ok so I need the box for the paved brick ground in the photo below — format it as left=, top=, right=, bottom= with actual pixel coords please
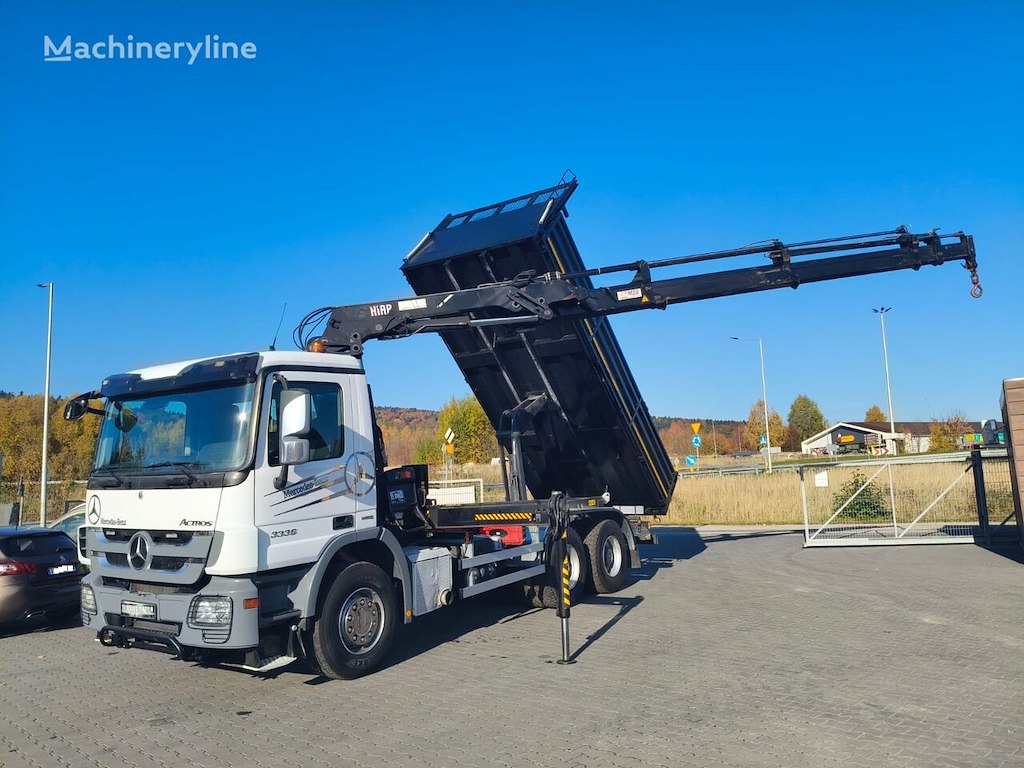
left=1, top=529, right=1021, bottom=768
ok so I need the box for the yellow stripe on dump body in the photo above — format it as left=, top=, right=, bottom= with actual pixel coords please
left=545, top=236, right=669, bottom=500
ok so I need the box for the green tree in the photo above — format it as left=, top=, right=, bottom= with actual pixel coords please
left=830, top=471, right=890, bottom=520
left=437, top=395, right=497, bottom=464
left=412, top=436, right=441, bottom=465
left=864, top=404, right=886, bottom=423
left=928, top=411, right=971, bottom=453
left=742, top=400, right=786, bottom=451
left=784, top=395, right=826, bottom=451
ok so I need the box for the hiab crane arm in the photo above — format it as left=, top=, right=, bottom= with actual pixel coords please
left=296, top=227, right=980, bottom=356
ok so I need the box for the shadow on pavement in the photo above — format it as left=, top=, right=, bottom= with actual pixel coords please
left=0, top=612, right=81, bottom=639
left=188, top=528, right=713, bottom=681
left=629, top=526, right=707, bottom=583
left=569, top=595, right=643, bottom=661
left=977, top=541, right=1024, bottom=565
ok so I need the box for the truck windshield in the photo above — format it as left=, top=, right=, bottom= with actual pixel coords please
left=93, top=382, right=255, bottom=474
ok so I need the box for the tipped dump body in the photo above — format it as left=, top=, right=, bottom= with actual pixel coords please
left=402, top=180, right=676, bottom=514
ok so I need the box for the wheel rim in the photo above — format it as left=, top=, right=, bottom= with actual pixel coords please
left=601, top=534, right=623, bottom=578
left=568, top=543, right=582, bottom=590
left=337, top=587, right=385, bottom=655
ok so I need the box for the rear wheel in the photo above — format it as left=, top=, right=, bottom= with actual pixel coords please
left=311, top=562, right=397, bottom=679
left=585, top=519, right=628, bottom=594
left=523, top=527, right=588, bottom=609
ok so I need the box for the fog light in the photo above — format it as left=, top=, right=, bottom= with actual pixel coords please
left=188, top=596, right=233, bottom=627
left=81, top=585, right=97, bottom=615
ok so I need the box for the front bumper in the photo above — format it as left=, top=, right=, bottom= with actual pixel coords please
left=81, top=573, right=260, bottom=650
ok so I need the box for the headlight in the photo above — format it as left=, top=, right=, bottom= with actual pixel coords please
left=81, top=585, right=97, bottom=615
left=188, top=596, right=233, bottom=627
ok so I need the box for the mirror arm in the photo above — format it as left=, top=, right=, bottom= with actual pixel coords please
left=272, top=374, right=290, bottom=490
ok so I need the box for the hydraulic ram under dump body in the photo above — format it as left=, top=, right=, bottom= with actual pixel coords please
left=400, top=179, right=677, bottom=515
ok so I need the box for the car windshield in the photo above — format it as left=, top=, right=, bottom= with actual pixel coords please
left=93, top=381, right=255, bottom=474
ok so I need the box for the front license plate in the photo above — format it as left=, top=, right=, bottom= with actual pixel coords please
left=48, top=564, right=76, bottom=576
left=121, top=601, right=157, bottom=620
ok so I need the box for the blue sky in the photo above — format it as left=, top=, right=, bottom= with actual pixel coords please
left=1, top=1, right=1021, bottom=423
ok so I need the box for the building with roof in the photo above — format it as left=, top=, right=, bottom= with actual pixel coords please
left=800, top=420, right=1004, bottom=456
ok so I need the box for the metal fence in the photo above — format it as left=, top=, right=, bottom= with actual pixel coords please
left=800, top=453, right=989, bottom=546
left=0, top=480, right=87, bottom=527
left=972, top=451, right=1022, bottom=548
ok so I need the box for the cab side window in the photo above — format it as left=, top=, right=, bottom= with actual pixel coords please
left=267, top=381, right=344, bottom=466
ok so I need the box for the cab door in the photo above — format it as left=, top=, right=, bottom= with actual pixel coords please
left=253, top=370, right=375, bottom=570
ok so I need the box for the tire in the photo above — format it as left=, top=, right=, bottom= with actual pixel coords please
left=523, top=527, right=588, bottom=609
left=311, top=562, right=398, bottom=680
left=585, top=519, right=629, bottom=594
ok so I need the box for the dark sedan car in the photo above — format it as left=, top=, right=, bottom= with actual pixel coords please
left=0, top=527, right=84, bottom=624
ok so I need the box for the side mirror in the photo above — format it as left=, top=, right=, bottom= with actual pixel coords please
left=279, top=389, right=311, bottom=466
left=114, top=406, right=138, bottom=433
left=64, top=398, right=89, bottom=421
left=280, top=436, right=309, bottom=466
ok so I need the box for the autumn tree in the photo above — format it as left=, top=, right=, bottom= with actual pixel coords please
left=0, top=394, right=99, bottom=483
left=659, top=420, right=692, bottom=459
left=412, top=437, right=441, bottom=465
left=784, top=395, right=826, bottom=451
left=742, top=400, right=786, bottom=451
left=374, top=406, right=440, bottom=466
left=928, top=411, right=971, bottom=453
left=437, top=395, right=497, bottom=464
left=864, top=404, right=886, bottom=423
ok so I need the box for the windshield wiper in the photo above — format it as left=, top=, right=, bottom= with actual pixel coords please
left=144, top=461, right=208, bottom=486
left=92, top=467, right=129, bottom=488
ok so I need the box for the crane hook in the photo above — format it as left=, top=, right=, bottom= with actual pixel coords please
left=969, top=268, right=983, bottom=298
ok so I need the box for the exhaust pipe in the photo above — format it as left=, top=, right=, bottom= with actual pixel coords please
left=438, top=589, right=453, bottom=607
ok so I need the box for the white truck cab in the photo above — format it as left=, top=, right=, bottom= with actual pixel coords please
left=70, top=350, right=636, bottom=678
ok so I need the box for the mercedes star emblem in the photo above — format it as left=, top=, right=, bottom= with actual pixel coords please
left=128, top=532, right=151, bottom=570
left=87, top=496, right=101, bottom=525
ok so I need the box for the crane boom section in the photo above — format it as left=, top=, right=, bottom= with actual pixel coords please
left=302, top=229, right=977, bottom=356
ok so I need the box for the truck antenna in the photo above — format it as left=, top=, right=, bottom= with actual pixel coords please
left=269, top=303, right=287, bottom=351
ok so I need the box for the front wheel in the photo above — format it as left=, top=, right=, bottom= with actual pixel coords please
left=311, top=562, right=398, bottom=679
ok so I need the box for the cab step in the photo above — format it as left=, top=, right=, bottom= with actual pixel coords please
left=241, top=655, right=296, bottom=673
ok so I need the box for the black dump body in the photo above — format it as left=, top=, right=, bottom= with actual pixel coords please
left=401, top=180, right=676, bottom=515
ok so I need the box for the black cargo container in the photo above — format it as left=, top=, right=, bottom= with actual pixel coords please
left=401, top=179, right=676, bottom=515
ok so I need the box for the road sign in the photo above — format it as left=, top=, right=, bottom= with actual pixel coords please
left=759, top=434, right=767, bottom=446
left=684, top=455, right=697, bottom=466
left=692, top=435, right=702, bottom=448
left=691, top=422, right=701, bottom=434
left=444, top=428, right=455, bottom=444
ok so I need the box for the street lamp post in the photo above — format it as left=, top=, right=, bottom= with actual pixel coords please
left=38, top=283, right=54, bottom=525
left=872, top=307, right=897, bottom=455
left=731, top=336, right=772, bottom=473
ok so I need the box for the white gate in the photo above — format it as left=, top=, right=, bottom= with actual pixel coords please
left=428, top=478, right=484, bottom=506
left=800, top=453, right=979, bottom=546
